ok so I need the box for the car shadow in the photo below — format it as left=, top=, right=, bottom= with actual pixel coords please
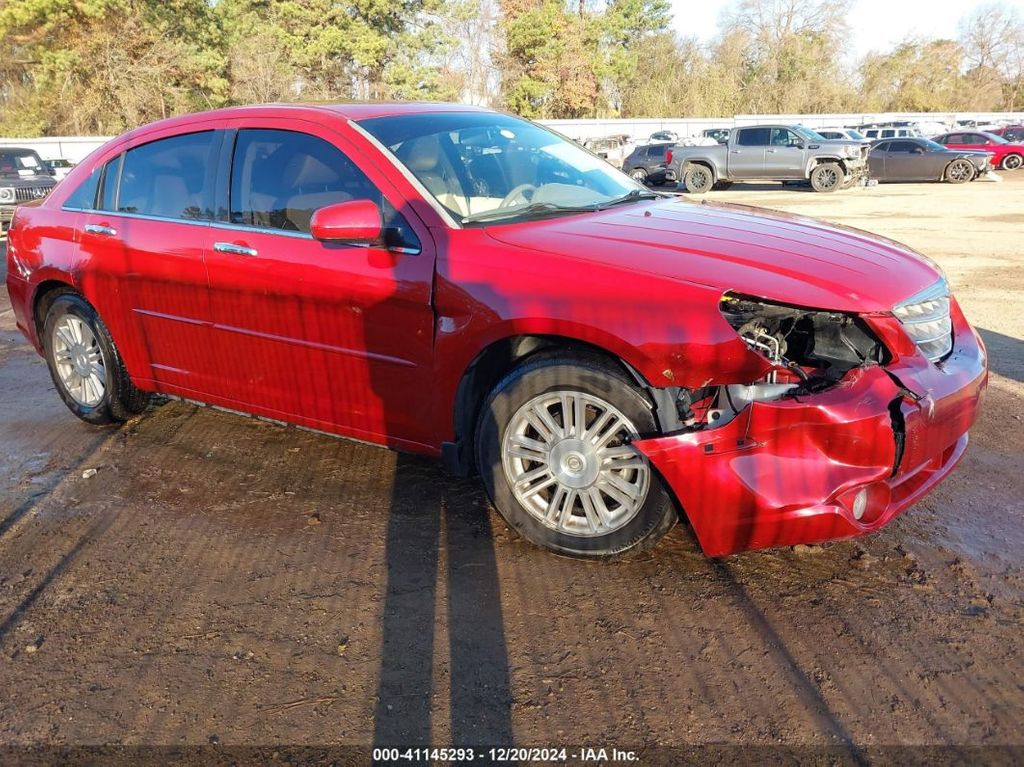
left=976, top=328, right=1023, bottom=384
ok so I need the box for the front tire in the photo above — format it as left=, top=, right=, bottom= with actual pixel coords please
left=475, top=355, right=676, bottom=559
left=42, top=291, right=150, bottom=425
left=810, top=162, right=843, bottom=192
left=1001, top=153, right=1022, bottom=171
left=629, top=167, right=648, bottom=183
left=682, top=165, right=714, bottom=194
left=945, top=159, right=976, bottom=184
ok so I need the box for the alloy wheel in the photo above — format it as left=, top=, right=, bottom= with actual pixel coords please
left=501, top=390, right=651, bottom=538
left=52, top=315, right=106, bottom=406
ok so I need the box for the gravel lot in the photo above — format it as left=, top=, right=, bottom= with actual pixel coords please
left=0, top=174, right=1022, bottom=757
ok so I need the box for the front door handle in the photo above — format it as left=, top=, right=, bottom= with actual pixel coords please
left=214, top=242, right=258, bottom=257
left=766, top=148, right=777, bottom=153
left=84, top=224, right=117, bottom=236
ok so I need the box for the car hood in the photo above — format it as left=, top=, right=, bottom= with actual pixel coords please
left=0, top=173, right=56, bottom=186
left=483, top=197, right=942, bottom=313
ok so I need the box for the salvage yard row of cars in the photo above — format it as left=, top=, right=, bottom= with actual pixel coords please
left=4, top=103, right=988, bottom=560
left=616, top=121, right=1024, bottom=193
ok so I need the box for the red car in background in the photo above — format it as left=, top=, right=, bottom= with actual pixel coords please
left=931, top=130, right=1024, bottom=170
left=989, top=125, right=1024, bottom=143
left=5, top=104, right=987, bottom=558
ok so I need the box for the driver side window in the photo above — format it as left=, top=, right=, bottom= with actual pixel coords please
left=230, top=128, right=419, bottom=251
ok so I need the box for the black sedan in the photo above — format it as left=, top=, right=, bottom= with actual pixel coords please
left=622, top=142, right=675, bottom=185
left=867, top=138, right=994, bottom=183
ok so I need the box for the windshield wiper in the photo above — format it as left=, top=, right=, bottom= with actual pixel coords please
left=461, top=189, right=662, bottom=224
left=462, top=201, right=596, bottom=224
left=594, top=189, right=663, bottom=210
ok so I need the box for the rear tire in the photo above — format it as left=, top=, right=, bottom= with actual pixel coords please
left=475, top=354, right=676, bottom=559
left=810, top=162, right=843, bottom=192
left=1001, top=153, right=1022, bottom=171
left=945, top=159, right=976, bottom=184
left=682, top=165, right=714, bottom=194
left=42, top=291, right=150, bottom=425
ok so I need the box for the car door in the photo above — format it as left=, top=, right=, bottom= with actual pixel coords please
left=729, top=128, right=770, bottom=178
left=883, top=140, right=924, bottom=180
left=764, top=128, right=806, bottom=179
left=202, top=120, right=437, bottom=448
left=76, top=129, right=223, bottom=395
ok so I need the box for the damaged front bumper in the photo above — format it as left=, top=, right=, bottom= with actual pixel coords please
left=633, top=300, right=987, bottom=556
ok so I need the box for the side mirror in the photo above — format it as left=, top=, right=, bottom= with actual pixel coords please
left=310, top=199, right=383, bottom=244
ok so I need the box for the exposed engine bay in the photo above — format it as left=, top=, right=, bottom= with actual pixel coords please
left=674, top=293, right=891, bottom=430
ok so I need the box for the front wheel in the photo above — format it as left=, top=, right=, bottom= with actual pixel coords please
left=42, top=291, right=150, bottom=425
left=1001, top=153, right=1022, bottom=171
left=629, top=167, right=649, bottom=183
left=475, top=355, right=676, bottom=559
left=945, top=159, right=976, bottom=184
left=682, top=165, right=714, bottom=194
left=810, top=162, right=843, bottom=192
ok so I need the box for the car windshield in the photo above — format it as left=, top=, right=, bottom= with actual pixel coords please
left=982, top=131, right=1008, bottom=145
left=358, top=112, right=646, bottom=225
left=794, top=126, right=827, bottom=141
left=920, top=139, right=947, bottom=152
left=845, top=129, right=866, bottom=140
left=0, top=148, right=46, bottom=177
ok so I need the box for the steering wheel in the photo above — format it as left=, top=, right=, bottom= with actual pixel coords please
left=498, top=183, right=538, bottom=209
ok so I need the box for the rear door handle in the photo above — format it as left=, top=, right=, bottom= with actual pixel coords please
left=214, top=242, right=258, bottom=257
left=84, top=224, right=117, bottom=236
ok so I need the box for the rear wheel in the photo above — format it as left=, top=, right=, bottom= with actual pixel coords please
left=683, top=165, right=714, bottom=194
left=810, top=162, right=843, bottom=192
left=1001, top=153, right=1022, bottom=171
left=945, top=159, right=976, bottom=184
left=475, top=355, right=676, bottom=559
left=42, top=291, right=150, bottom=425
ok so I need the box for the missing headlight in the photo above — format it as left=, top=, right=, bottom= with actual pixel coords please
left=720, top=293, right=889, bottom=388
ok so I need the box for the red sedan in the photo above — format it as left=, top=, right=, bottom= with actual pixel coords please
left=932, top=130, right=1024, bottom=170
left=4, top=104, right=987, bottom=558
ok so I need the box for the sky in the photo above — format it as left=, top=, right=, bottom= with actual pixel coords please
left=670, top=0, right=1024, bottom=58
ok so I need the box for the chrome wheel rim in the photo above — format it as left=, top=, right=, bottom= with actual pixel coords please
left=52, top=315, right=106, bottom=406
left=949, top=161, right=972, bottom=181
left=1004, top=154, right=1022, bottom=170
left=630, top=169, right=646, bottom=181
left=502, top=391, right=650, bottom=538
left=816, top=166, right=839, bottom=188
left=688, top=169, right=709, bottom=189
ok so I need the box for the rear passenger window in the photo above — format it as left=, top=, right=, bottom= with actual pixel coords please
left=230, top=129, right=420, bottom=251
left=115, top=132, right=217, bottom=220
left=737, top=128, right=770, bottom=146
left=63, top=166, right=100, bottom=210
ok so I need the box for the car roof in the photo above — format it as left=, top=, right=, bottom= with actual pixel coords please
left=112, top=102, right=497, bottom=144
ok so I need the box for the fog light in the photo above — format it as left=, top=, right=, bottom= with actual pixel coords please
left=851, top=488, right=869, bottom=520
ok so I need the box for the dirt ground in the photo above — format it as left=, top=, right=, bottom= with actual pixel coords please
left=0, top=173, right=1022, bottom=759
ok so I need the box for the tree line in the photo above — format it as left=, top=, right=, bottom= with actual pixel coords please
left=1, top=0, right=1022, bottom=137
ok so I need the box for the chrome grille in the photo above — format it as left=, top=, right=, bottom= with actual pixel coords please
left=893, top=279, right=953, bottom=362
left=14, top=185, right=53, bottom=202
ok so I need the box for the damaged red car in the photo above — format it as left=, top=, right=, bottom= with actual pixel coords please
left=5, top=104, right=987, bottom=558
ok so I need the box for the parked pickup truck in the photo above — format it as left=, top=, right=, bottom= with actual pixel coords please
left=668, top=125, right=870, bottom=193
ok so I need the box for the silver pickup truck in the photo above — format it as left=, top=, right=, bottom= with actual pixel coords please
left=669, top=125, right=870, bottom=193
